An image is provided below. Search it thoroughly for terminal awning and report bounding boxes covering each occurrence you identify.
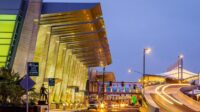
[39,4,111,67]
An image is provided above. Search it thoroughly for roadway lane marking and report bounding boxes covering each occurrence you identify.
[155,85,174,104]
[161,85,183,105]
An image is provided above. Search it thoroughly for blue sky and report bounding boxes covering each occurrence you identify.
[44,0,200,82]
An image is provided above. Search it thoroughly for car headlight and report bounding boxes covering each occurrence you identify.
[120,103,125,107]
[100,103,105,108]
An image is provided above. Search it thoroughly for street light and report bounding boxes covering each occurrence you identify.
[102,67,105,101]
[198,72,200,85]
[143,47,152,93]
[127,68,142,74]
[128,68,132,74]
[145,48,152,55]
[179,54,184,59]
[178,54,184,83]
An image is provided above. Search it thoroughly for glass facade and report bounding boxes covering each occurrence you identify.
[0,15,17,67]
[0,0,26,69]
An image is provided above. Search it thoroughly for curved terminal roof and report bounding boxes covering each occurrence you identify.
[39,3,111,67]
[160,68,197,79]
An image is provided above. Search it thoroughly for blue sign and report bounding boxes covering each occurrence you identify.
[48,78,55,86]
[75,87,79,93]
[20,75,35,90]
[27,62,39,76]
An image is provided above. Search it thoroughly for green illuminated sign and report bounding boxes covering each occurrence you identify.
[131,96,137,105]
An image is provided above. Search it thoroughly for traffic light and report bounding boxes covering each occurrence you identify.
[121,81,124,87]
[133,84,137,89]
[109,81,112,86]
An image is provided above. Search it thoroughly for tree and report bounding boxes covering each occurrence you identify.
[0,68,39,106]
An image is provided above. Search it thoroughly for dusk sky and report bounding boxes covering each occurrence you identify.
[44,0,200,82]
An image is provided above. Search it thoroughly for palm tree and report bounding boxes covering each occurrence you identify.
[0,68,26,105]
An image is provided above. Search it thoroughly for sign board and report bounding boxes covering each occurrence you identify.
[131,96,137,105]
[20,75,35,90]
[75,87,79,93]
[48,78,55,86]
[27,62,39,76]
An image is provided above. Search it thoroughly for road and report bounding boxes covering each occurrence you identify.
[50,107,139,112]
[144,84,200,112]
[51,107,139,112]
[87,107,139,112]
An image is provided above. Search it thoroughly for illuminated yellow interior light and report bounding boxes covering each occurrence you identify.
[0,45,10,56]
[0,39,11,44]
[0,21,16,32]
[0,63,5,67]
[0,14,17,67]
[0,57,7,62]
[0,33,12,38]
[0,15,17,20]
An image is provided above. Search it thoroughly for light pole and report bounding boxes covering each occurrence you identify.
[102,67,105,101]
[143,48,152,93]
[198,72,200,85]
[178,54,184,83]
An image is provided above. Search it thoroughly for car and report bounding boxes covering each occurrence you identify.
[87,101,98,110]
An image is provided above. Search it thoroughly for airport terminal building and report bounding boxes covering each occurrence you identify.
[0,0,111,106]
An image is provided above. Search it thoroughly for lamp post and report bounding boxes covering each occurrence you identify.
[102,67,105,100]
[143,48,152,93]
[178,54,184,83]
[198,72,200,85]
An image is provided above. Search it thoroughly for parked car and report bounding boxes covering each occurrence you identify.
[87,101,98,110]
